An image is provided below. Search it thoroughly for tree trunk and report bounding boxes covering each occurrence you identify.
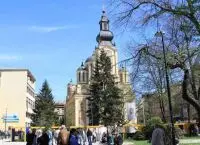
[159,97,166,122]
[182,69,200,122]
[187,104,190,123]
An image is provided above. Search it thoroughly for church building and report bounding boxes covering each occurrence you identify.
[65,11,136,126]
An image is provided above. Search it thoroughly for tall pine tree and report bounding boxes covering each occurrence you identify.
[87,57,102,125]
[87,50,124,126]
[31,80,58,128]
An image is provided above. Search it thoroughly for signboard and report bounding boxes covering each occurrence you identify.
[2,114,19,123]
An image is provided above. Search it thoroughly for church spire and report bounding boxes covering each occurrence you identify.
[100,10,109,31]
[96,10,114,45]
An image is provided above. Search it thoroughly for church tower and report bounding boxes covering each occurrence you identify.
[65,10,136,127]
[95,10,119,80]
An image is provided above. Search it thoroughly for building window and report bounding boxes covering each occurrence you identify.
[79,72,81,82]
[27,86,35,97]
[120,73,123,83]
[26,97,35,110]
[91,64,93,76]
[83,72,85,82]
[103,23,108,30]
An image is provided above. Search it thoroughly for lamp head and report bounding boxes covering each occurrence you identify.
[155,31,165,37]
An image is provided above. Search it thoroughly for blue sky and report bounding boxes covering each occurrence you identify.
[0,0,155,101]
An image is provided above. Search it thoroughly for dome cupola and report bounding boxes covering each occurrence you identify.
[96,11,114,44]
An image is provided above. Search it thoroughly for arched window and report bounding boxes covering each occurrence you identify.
[78,72,81,82]
[83,72,85,82]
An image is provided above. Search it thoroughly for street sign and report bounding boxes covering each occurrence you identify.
[2,114,19,123]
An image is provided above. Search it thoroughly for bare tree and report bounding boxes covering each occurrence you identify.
[109,0,200,121]
[110,0,200,34]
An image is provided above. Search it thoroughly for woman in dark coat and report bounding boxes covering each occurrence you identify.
[37,131,49,145]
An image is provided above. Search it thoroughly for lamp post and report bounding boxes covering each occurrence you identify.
[155,31,176,145]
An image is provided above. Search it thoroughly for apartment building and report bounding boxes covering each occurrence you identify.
[0,69,36,130]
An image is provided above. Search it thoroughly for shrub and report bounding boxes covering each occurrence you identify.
[133,131,146,140]
[142,117,165,140]
[175,126,185,138]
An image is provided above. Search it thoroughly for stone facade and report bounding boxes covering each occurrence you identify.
[65,11,136,126]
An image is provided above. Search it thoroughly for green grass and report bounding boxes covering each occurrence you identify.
[180,143,199,145]
[132,140,150,145]
[182,136,200,139]
[131,140,200,145]
[127,138,200,145]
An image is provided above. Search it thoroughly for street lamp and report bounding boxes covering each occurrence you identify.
[155,31,176,145]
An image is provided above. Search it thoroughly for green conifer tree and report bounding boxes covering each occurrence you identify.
[87,58,102,125]
[87,50,124,126]
[31,80,58,128]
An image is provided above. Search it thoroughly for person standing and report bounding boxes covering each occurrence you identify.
[47,129,53,145]
[151,126,166,145]
[114,133,123,145]
[37,130,49,145]
[87,129,92,145]
[26,129,36,145]
[77,128,84,145]
[92,130,97,143]
[57,125,70,145]
[69,128,79,145]
[53,129,60,145]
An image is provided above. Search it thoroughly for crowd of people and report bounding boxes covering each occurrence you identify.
[26,125,123,145]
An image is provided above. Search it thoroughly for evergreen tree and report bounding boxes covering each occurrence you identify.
[31,80,58,128]
[87,50,124,126]
[87,58,102,125]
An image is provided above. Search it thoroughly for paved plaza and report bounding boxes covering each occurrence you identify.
[0,140,135,145]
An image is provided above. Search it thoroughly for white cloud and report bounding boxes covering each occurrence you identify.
[0,55,22,61]
[29,25,79,33]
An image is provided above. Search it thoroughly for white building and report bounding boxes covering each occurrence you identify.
[0,69,36,130]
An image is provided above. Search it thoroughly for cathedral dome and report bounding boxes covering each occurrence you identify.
[85,56,93,63]
[96,31,114,42]
[77,62,86,71]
